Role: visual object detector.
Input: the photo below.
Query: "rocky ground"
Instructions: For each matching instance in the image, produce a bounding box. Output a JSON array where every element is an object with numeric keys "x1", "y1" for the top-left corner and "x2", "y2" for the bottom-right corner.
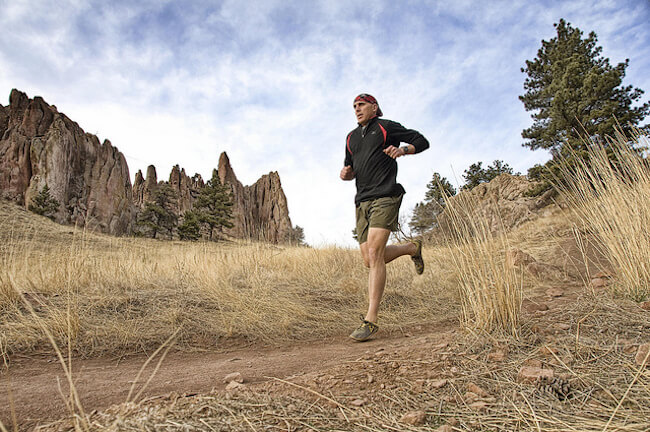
[{"x1": 3, "y1": 279, "x2": 649, "y2": 431}]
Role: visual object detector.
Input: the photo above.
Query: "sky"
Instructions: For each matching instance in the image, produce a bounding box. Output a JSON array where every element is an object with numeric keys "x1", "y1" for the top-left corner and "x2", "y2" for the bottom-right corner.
[{"x1": 1, "y1": 0, "x2": 649, "y2": 247}]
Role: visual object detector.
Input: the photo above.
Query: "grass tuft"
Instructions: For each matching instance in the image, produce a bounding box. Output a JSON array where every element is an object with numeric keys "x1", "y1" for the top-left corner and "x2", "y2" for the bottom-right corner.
[
  {"x1": 557, "y1": 128, "x2": 650, "y2": 301},
  {"x1": 440, "y1": 188, "x2": 523, "y2": 336}
]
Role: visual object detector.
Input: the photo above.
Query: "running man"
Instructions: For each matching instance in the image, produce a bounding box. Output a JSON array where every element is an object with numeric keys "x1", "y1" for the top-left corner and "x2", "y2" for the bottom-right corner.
[{"x1": 340, "y1": 93, "x2": 430, "y2": 341}]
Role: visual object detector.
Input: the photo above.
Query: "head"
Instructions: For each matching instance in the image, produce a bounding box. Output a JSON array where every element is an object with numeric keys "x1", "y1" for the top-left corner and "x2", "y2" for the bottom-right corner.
[{"x1": 353, "y1": 93, "x2": 383, "y2": 126}]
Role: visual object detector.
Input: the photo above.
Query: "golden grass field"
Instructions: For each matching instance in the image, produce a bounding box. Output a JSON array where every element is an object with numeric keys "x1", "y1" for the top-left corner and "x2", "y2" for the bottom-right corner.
[{"x1": 1, "y1": 132, "x2": 649, "y2": 431}]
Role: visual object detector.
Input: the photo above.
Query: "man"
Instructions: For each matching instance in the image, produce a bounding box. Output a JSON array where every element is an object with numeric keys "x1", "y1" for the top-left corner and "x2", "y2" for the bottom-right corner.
[{"x1": 340, "y1": 93, "x2": 430, "y2": 342}]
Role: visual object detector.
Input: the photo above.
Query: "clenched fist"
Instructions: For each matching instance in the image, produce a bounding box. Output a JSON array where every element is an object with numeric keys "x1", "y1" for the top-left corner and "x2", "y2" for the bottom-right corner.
[
  {"x1": 383, "y1": 145, "x2": 406, "y2": 159},
  {"x1": 340, "y1": 165, "x2": 355, "y2": 180}
]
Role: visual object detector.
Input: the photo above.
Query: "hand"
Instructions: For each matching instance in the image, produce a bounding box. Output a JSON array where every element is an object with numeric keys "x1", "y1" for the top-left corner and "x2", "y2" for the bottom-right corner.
[
  {"x1": 383, "y1": 145, "x2": 406, "y2": 159},
  {"x1": 340, "y1": 165, "x2": 355, "y2": 180}
]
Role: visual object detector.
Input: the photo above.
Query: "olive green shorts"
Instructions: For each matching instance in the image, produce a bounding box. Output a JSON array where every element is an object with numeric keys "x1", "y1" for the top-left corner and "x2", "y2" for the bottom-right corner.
[{"x1": 355, "y1": 195, "x2": 403, "y2": 244}]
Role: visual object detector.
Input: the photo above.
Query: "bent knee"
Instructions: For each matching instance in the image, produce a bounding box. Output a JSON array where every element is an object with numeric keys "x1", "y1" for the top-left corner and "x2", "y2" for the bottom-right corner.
[
  {"x1": 367, "y1": 247, "x2": 384, "y2": 263},
  {"x1": 360, "y1": 251, "x2": 370, "y2": 268}
]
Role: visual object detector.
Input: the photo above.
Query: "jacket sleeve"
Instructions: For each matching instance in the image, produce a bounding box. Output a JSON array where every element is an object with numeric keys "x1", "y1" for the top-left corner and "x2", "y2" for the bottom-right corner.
[
  {"x1": 344, "y1": 132, "x2": 353, "y2": 167},
  {"x1": 384, "y1": 120, "x2": 429, "y2": 154}
]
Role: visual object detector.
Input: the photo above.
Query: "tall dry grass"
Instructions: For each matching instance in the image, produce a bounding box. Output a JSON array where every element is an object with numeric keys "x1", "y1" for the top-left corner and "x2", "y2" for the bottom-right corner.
[
  {"x1": 440, "y1": 188, "x2": 523, "y2": 336},
  {"x1": 557, "y1": 129, "x2": 650, "y2": 301},
  {"x1": 0, "y1": 203, "x2": 461, "y2": 357}
]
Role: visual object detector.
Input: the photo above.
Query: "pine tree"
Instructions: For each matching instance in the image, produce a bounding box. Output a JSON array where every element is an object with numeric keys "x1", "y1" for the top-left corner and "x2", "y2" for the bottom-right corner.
[
  {"x1": 462, "y1": 160, "x2": 514, "y2": 190},
  {"x1": 136, "y1": 183, "x2": 178, "y2": 239},
  {"x1": 178, "y1": 210, "x2": 201, "y2": 241},
  {"x1": 28, "y1": 184, "x2": 60, "y2": 220},
  {"x1": 194, "y1": 169, "x2": 234, "y2": 240},
  {"x1": 462, "y1": 162, "x2": 486, "y2": 191},
  {"x1": 520, "y1": 19, "x2": 649, "y2": 192},
  {"x1": 409, "y1": 173, "x2": 456, "y2": 234},
  {"x1": 287, "y1": 225, "x2": 306, "y2": 246}
]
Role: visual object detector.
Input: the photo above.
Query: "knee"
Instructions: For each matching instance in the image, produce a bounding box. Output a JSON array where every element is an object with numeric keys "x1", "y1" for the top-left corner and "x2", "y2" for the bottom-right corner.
[
  {"x1": 367, "y1": 247, "x2": 384, "y2": 265},
  {"x1": 360, "y1": 250, "x2": 370, "y2": 268}
]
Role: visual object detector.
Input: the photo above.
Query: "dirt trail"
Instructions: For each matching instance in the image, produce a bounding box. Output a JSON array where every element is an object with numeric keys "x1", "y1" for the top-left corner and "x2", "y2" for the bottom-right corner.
[{"x1": 0, "y1": 324, "x2": 452, "y2": 430}]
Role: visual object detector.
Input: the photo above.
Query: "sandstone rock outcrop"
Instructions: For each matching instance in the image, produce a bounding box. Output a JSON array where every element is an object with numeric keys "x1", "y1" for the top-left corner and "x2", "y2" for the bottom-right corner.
[
  {"x1": 132, "y1": 165, "x2": 159, "y2": 208},
  {"x1": 131, "y1": 155, "x2": 291, "y2": 243},
  {"x1": 217, "y1": 152, "x2": 292, "y2": 243},
  {"x1": 1, "y1": 89, "x2": 294, "y2": 242},
  {"x1": 437, "y1": 174, "x2": 555, "y2": 235},
  {"x1": 0, "y1": 89, "x2": 134, "y2": 234},
  {"x1": 169, "y1": 165, "x2": 204, "y2": 214}
]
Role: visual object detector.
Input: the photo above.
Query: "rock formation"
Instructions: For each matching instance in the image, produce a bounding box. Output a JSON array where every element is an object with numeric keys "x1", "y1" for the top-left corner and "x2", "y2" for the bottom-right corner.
[
  {"x1": 217, "y1": 152, "x2": 292, "y2": 243},
  {"x1": 1, "y1": 89, "x2": 294, "y2": 242},
  {"x1": 132, "y1": 154, "x2": 292, "y2": 242},
  {"x1": 0, "y1": 89, "x2": 134, "y2": 234},
  {"x1": 132, "y1": 165, "x2": 158, "y2": 208},
  {"x1": 168, "y1": 165, "x2": 204, "y2": 214},
  {"x1": 133, "y1": 164, "x2": 205, "y2": 214},
  {"x1": 437, "y1": 174, "x2": 556, "y2": 235}
]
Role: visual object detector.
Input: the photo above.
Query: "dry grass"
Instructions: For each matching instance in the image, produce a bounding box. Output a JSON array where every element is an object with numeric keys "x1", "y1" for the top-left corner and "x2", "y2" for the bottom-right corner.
[
  {"x1": 440, "y1": 188, "x2": 523, "y2": 336},
  {"x1": 0, "y1": 200, "x2": 459, "y2": 358},
  {"x1": 557, "y1": 129, "x2": 650, "y2": 301},
  {"x1": 5, "y1": 131, "x2": 650, "y2": 431}
]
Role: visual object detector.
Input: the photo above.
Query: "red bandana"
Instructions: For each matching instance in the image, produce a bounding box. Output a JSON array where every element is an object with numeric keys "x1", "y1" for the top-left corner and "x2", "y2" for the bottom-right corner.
[{"x1": 354, "y1": 93, "x2": 383, "y2": 117}]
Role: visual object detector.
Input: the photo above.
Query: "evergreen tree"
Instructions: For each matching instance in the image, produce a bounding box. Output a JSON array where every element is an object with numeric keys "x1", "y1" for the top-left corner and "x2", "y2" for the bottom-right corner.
[
  {"x1": 462, "y1": 160, "x2": 514, "y2": 190},
  {"x1": 409, "y1": 173, "x2": 456, "y2": 234},
  {"x1": 28, "y1": 184, "x2": 59, "y2": 220},
  {"x1": 194, "y1": 169, "x2": 234, "y2": 240},
  {"x1": 486, "y1": 160, "x2": 515, "y2": 180},
  {"x1": 136, "y1": 183, "x2": 178, "y2": 239},
  {"x1": 178, "y1": 210, "x2": 201, "y2": 241},
  {"x1": 520, "y1": 19, "x2": 649, "y2": 193},
  {"x1": 287, "y1": 225, "x2": 306, "y2": 246},
  {"x1": 462, "y1": 162, "x2": 487, "y2": 191}
]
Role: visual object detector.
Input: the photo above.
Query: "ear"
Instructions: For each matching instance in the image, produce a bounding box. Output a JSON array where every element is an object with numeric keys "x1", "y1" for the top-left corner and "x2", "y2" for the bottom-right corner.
[{"x1": 372, "y1": 104, "x2": 378, "y2": 114}]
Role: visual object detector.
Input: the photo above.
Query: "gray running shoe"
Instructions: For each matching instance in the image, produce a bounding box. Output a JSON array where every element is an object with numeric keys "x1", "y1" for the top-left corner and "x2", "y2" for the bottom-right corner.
[
  {"x1": 411, "y1": 239, "x2": 424, "y2": 275},
  {"x1": 349, "y1": 319, "x2": 379, "y2": 342}
]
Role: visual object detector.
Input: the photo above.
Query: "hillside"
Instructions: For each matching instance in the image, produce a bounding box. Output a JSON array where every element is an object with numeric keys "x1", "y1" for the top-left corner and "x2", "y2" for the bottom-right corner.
[{"x1": 1, "y1": 155, "x2": 650, "y2": 430}]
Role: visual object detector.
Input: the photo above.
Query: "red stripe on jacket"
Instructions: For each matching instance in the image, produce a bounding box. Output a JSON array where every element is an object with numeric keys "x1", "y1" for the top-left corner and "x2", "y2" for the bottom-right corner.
[{"x1": 378, "y1": 123, "x2": 387, "y2": 146}]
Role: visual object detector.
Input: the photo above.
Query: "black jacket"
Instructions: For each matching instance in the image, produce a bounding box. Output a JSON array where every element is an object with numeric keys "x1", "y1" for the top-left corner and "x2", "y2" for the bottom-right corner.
[{"x1": 344, "y1": 117, "x2": 429, "y2": 205}]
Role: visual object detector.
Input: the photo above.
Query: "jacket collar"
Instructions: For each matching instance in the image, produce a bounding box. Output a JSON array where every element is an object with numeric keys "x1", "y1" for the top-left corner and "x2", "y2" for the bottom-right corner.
[{"x1": 357, "y1": 115, "x2": 379, "y2": 128}]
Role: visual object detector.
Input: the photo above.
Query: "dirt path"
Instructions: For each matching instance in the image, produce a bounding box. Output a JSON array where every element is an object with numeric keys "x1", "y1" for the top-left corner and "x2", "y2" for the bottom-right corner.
[
  {"x1": 1, "y1": 285, "x2": 575, "y2": 431},
  {"x1": 0, "y1": 323, "x2": 453, "y2": 430}
]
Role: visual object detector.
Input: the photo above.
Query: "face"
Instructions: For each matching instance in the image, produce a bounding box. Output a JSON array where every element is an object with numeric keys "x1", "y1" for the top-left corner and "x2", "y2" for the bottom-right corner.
[{"x1": 353, "y1": 100, "x2": 378, "y2": 125}]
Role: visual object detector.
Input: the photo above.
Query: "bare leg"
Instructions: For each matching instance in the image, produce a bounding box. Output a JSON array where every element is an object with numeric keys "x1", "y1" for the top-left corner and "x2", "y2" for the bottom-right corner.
[
  {"x1": 360, "y1": 240, "x2": 417, "y2": 267},
  {"x1": 384, "y1": 242, "x2": 417, "y2": 264},
  {"x1": 365, "y1": 227, "x2": 390, "y2": 323}
]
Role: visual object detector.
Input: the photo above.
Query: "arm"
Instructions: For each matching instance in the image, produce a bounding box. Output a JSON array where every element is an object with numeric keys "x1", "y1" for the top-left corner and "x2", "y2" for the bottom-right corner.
[
  {"x1": 382, "y1": 120, "x2": 430, "y2": 159},
  {"x1": 341, "y1": 133, "x2": 355, "y2": 180}
]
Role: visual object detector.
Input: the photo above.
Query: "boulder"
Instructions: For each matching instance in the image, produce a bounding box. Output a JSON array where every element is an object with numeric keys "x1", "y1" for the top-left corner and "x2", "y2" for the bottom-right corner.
[
  {"x1": 636, "y1": 343, "x2": 650, "y2": 367},
  {"x1": 591, "y1": 278, "x2": 608, "y2": 288},
  {"x1": 506, "y1": 248, "x2": 536, "y2": 267},
  {"x1": 223, "y1": 372, "x2": 244, "y2": 384},
  {"x1": 400, "y1": 410, "x2": 426, "y2": 426},
  {"x1": 517, "y1": 366, "x2": 554, "y2": 383}
]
